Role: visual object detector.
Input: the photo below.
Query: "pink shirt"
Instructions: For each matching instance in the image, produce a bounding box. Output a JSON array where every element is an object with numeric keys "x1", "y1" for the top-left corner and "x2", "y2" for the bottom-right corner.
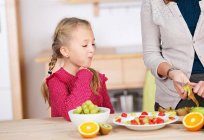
[{"x1": 46, "y1": 68, "x2": 114, "y2": 121}]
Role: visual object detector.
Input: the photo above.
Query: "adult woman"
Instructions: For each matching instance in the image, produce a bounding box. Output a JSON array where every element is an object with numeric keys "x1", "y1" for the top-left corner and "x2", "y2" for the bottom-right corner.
[{"x1": 141, "y1": 0, "x2": 204, "y2": 110}]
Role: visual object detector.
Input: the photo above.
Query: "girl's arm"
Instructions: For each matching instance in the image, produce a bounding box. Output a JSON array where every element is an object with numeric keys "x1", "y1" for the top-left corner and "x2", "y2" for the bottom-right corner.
[
  {"x1": 100, "y1": 75, "x2": 115, "y2": 114},
  {"x1": 48, "y1": 69, "x2": 93, "y2": 121}
]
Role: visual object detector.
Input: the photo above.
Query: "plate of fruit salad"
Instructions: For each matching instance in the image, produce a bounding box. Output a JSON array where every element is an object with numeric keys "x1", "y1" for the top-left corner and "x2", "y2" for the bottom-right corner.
[{"x1": 113, "y1": 112, "x2": 179, "y2": 131}]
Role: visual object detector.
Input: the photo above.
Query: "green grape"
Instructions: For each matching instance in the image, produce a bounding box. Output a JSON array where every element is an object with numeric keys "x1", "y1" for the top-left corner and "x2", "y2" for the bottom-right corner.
[
  {"x1": 75, "y1": 106, "x2": 82, "y2": 114},
  {"x1": 89, "y1": 104, "x2": 95, "y2": 110},
  {"x1": 82, "y1": 104, "x2": 87, "y2": 110},
  {"x1": 80, "y1": 109, "x2": 84, "y2": 114},
  {"x1": 73, "y1": 109, "x2": 79, "y2": 114},
  {"x1": 84, "y1": 108, "x2": 90, "y2": 114},
  {"x1": 94, "y1": 105, "x2": 99, "y2": 112},
  {"x1": 90, "y1": 108, "x2": 98, "y2": 114},
  {"x1": 85, "y1": 100, "x2": 93, "y2": 106}
]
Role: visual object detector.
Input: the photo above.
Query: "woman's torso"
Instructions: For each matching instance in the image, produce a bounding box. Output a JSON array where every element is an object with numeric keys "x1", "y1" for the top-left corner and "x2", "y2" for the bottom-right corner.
[{"x1": 145, "y1": 0, "x2": 204, "y2": 108}]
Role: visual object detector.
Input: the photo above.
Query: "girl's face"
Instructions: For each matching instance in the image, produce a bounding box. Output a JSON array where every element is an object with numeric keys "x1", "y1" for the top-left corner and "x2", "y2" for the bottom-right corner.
[{"x1": 64, "y1": 26, "x2": 96, "y2": 70}]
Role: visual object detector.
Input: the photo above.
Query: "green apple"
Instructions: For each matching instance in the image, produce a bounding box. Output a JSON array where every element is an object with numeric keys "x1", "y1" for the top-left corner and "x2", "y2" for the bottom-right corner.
[{"x1": 190, "y1": 107, "x2": 204, "y2": 116}]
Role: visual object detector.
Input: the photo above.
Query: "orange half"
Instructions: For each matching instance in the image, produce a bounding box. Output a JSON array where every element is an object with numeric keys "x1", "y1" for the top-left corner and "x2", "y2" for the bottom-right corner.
[
  {"x1": 182, "y1": 112, "x2": 204, "y2": 131},
  {"x1": 78, "y1": 121, "x2": 99, "y2": 138}
]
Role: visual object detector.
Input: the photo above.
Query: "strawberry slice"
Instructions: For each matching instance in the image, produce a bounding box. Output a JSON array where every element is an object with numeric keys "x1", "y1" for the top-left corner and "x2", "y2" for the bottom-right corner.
[
  {"x1": 121, "y1": 113, "x2": 127, "y2": 118},
  {"x1": 139, "y1": 119, "x2": 145, "y2": 125},
  {"x1": 158, "y1": 112, "x2": 165, "y2": 116},
  {"x1": 139, "y1": 115, "x2": 146, "y2": 119},
  {"x1": 141, "y1": 111, "x2": 148, "y2": 116},
  {"x1": 149, "y1": 119, "x2": 155, "y2": 125},
  {"x1": 116, "y1": 118, "x2": 121, "y2": 123},
  {"x1": 130, "y1": 120, "x2": 138, "y2": 125},
  {"x1": 155, "y1": 117, "x2": 164, "y2": 124}
]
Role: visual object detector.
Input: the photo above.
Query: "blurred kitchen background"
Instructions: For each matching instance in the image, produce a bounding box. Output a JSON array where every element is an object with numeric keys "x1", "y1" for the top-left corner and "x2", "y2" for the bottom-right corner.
[{"x1": 0, "y1": 0, "x2": 153, "y2": 121}]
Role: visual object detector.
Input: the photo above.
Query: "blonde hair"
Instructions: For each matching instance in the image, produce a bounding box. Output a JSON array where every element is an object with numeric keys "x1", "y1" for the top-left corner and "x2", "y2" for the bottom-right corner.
[{"x1": 41, "y1": 17, "x2": 100, "y2": 106}]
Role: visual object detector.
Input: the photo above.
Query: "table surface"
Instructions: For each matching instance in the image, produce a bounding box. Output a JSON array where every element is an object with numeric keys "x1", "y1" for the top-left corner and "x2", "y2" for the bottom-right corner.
[{"x1": 0, "y1": 115, "x2": 203, "y2": 140}]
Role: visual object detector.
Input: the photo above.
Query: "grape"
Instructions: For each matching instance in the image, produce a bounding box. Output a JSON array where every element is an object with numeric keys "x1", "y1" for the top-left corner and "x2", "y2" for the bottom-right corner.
[
  {"x1": 73, "y1": 110, "x2": 79, "y2": 114},
  {"x1": 73, "y1": 100, "x2": 102, "y2": 114},
  {"x1": 94, "y1": 105, "x2": 99, "y2": 112},
  {"x1": 82, "y1": 104, "x2": 87, "y2": 110},
  {"x1": 90, "y1": 108, "x2": 98, "y2": 114},
  {"x1": 89, "y1": 104, "x2": 95, "y2": 110},
  {"x1": 84, "y1": 108, "x2": 90, "y2": 114},
  {"x1": 85, "y1": 100, "x2": 93, "y2": 106},
  {"x1": 76, "y1": 106, "x2": 82, "y2": 114}
]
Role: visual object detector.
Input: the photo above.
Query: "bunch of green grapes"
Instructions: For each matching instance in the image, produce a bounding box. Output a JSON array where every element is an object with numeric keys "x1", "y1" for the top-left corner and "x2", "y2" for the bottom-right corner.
[{"x1": 73, "y1": 100, "x2": 101, "y2": 114}]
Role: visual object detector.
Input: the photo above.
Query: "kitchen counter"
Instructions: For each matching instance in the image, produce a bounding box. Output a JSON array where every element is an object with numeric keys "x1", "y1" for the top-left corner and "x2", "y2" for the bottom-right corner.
[{"x1": 0, "y1": 115, "x2": 203, "y2": 140}]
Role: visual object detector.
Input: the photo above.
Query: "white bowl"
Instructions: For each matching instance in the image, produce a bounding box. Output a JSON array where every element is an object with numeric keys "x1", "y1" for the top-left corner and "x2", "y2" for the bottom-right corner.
[{"x1": 68, "y1": 107, "x2": 110, "y2": 126}]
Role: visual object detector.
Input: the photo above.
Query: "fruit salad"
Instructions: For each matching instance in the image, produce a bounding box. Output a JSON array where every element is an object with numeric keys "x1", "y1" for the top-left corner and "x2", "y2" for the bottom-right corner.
[{"x1": 114, "y1": 112, "x2": 177, "y2": 126}]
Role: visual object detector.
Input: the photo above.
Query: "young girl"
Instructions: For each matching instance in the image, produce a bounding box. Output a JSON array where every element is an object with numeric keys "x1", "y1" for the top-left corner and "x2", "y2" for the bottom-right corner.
[{"x1": 41, "y1": 17, "x2": 114, "y2": 121}]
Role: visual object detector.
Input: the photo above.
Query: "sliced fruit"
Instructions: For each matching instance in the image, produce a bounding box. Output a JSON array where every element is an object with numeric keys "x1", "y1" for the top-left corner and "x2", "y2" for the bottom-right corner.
[
  {"x1": 182, "y1": 112, "x2": 204, "y2": 131},
  {"x1": 115, "y1": 118, "x2": 121, "y2": 123},
  {"x1": 166, "y1": 111, "x2": 177, "y2": 117},
  {"x1": 141, "y1": 111, "x2": 148, "y2": 116},
  {"x1": 78, "y1": 121, "x2": 99, "y2": 138},
  {"x1": 121, "y1": 113, "x2": 127, "y2": 117},
  {"x1": 155, "y1": 117, "x2": 164, "y2": 124},
  {"x1": 168, "y1": 116, "x2": 176, "y2": 120},
  {"x1": 99, "y1": 123, "x2": 112, "y2": 135},
  {"x1": 176, "y1": 107, "x2": 190, "y2": 116},
  {"x1": 139, "y1": 115, "x2": 146, "y2": 119},
  {"x1": 183, "y1": 84, "x2": 199, "y2": 107},
  {"x1": 130, "y1": 120, "x2": 138, "y2": 125},
  {"x1": 158, "y1": 112, "x2": 165, "y2": 116}
]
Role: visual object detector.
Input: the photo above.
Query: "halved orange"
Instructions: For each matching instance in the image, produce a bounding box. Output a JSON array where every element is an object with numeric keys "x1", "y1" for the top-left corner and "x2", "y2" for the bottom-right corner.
[
  {"x1": 78, "y1": 121, "x2": 99, "y2": 138},
  {"x1": 182, "y1": 112, "x2": 204, "y2": 131}
]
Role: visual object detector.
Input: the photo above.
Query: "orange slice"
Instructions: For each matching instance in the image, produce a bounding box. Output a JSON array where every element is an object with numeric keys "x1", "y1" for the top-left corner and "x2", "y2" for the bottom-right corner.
[
  {"x1": 182, "y1": 112, "x2": 204, "y2": 131},
  {"x1": 78, "y1": 121, "x2": 99, "y2": 138}
]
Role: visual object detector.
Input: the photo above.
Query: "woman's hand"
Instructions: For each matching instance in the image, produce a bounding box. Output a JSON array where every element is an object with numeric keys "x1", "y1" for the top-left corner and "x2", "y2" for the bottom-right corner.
[
  {"x1": 190, "y1": 81, "x2": 204, "y2": 98},
  {"x1": 169, "y1": 70, "x2": 190, "y2": 99}
]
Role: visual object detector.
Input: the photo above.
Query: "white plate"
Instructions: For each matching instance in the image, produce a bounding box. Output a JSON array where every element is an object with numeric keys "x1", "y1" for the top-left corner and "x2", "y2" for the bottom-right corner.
[{"x1": 113, "y1": 112, "x2": 179, "y2": 131}]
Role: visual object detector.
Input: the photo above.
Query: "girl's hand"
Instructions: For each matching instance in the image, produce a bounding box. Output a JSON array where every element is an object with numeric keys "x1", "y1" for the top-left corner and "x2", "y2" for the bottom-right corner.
[
  {"x1": 169, "y1": 70, "x2": 190, "y2": 99},
  {"x1": 190, "y1": 81, "x2": 204, "y2": 98}
]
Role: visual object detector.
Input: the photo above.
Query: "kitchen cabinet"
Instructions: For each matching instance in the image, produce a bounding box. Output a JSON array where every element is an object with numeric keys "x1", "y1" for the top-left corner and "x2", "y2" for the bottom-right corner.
[
  {"x1": 36, "y1": 49, "x2": 146, "y2": 90},
  {"x1": 66, "y1": 0, "x2": 141, "y2": 16}
]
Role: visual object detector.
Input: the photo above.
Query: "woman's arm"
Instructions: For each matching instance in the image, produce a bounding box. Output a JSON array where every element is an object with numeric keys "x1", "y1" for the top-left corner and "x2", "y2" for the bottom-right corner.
[
  {"x1": 141, "y1": 0, "x2": 189, "y2": 99},
  {"x1": 141, "y1": 0, "x2": 168, "y2": 79}
]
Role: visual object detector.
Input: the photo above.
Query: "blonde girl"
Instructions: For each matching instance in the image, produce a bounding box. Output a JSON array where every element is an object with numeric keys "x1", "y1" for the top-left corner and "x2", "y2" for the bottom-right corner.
[{"x1": 41, "y1": 17, "x2": 114, "y2": 121}]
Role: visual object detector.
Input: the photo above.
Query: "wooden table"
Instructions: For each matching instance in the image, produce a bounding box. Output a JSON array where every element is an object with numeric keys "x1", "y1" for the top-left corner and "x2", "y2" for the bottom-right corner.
[{"x1": 0, "y1": 115, "x2": 203, "y2": 140}]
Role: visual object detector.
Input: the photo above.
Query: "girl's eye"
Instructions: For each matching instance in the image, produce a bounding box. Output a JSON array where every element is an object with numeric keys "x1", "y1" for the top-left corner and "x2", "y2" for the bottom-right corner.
[{"x1": 92, "y1": 44, "x2": 96, "y2": 47}]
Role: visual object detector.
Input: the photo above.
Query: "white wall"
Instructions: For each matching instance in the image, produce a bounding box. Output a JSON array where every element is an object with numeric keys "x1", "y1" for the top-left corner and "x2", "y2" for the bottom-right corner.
[
  {"x1": 0, "y1": 0, "x2": 13, "y2": 120},
  {"x1": 19, "y1": 0, "x2": 142, "y2": 118}
]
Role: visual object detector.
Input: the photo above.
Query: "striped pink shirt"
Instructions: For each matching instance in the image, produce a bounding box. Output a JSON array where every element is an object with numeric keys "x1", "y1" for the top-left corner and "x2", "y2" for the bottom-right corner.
[{"x1": 46, "y1": 68, "x2": 114, "y2": 121}]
